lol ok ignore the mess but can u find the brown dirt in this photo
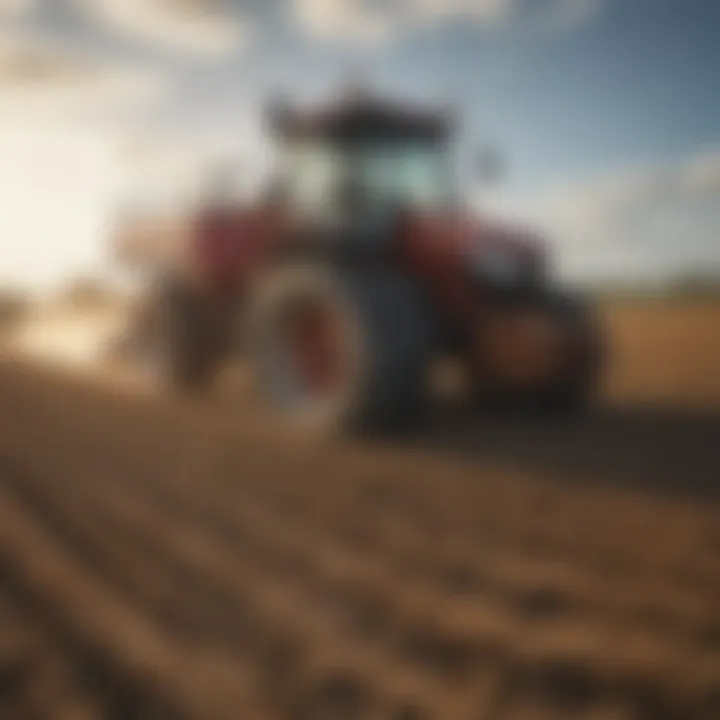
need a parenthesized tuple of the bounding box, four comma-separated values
(0, 302, 719, 719)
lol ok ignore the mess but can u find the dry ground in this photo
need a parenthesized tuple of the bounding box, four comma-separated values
(0, 301, 719, 719)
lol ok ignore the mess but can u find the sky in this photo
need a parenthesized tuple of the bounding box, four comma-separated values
(0, 0, 719, 290)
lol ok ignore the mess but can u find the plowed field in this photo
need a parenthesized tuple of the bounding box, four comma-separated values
(0, 303, 719, 719)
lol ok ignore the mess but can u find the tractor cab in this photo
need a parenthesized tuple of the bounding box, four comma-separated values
(268, 93, 454, 230)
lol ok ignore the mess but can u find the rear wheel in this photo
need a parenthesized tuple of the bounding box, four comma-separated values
(246, 264, 435, 434)
(137, 281, 220, 392)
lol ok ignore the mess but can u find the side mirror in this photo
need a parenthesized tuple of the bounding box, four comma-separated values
(475, 147, 504, 186)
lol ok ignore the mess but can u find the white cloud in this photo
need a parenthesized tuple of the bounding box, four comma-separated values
(684, 150, 720, 194)
(0, 31, 168, 122)
(0, 33, 172, 291)
(531, 150, 720, 237)
(293, 0, 395, 43)
(530, 0, 605, 34)
(116, 106, 274, 216)
(0, 0, 33, 17)
(294, 0, 510, 43)
(293, 0, 605, 43)
(0, 122, 120, 290)
(117, 135, 219, 214)
(405, 0, 512, 25)
(75, 0, 246, 58)
(513, 150, 720, 280)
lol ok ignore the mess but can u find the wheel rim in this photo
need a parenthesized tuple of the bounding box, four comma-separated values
(266, 297, 354, 414)
(287, 302, 344, 394)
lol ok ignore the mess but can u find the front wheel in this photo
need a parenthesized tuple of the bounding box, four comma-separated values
(468, 292, 605, 414)
(536, 293, 605, 412)
(245, 264, 435, 434)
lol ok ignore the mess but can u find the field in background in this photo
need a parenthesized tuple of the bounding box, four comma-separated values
(0, 297, 718, 719)
(3, 293, 720, 407)
(603, 300, 720, 408)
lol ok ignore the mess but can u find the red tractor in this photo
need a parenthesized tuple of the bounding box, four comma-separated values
(116, 91, 604, 432)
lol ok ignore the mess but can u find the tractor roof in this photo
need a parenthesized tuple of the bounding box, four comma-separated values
(270, 91, 452, 144)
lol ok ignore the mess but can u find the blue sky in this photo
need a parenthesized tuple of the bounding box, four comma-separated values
(1, 0, 719, 288)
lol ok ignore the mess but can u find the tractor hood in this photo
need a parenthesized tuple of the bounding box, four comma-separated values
(401, 209, 547, 282)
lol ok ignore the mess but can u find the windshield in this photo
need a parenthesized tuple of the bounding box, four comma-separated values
(286, 144, 343, 218)
(285, 140, 450, 219)
(355, 142, 450, 208)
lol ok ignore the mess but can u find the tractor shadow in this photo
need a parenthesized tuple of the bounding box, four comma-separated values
(407, 402, 720, 500)
(215, 365, 720, 499)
